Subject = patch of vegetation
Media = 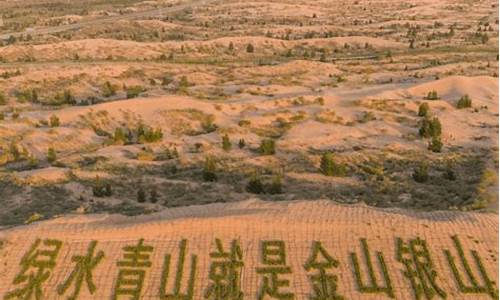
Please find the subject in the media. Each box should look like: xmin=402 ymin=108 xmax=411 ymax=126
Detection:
xmin=320 ymin=152 xmax=347 ymax=177
xmin=457 ymin=94 xmax=472 ymax=109
xmin=259 ymin=139 xmax=276 ymax=155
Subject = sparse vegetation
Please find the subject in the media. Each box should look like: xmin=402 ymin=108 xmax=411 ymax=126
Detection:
xmin=412 ymin=162 xmax=429 ymax=183
xmin=320 ymin=153 xmax=347 ymax=177
xmin=203 ymin=156 xmax=217 ymax=182
xmin=424 ymin=90 xmax=439 ymax=100
xmin=259 ymin=139 xmax=276 ymax=155
xmin=457 ymin=94 xmax=472 ymax=109
xmin=418 ymin=103 xmax=430 ymax=117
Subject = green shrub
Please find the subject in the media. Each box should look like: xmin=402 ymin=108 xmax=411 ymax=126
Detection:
xmin=238 ymin=138 xmax=246 ymax=149
xmin=419 ymin=117 xmax=441 ymax=138
xmin=0 ymin=92 xmax=6 ymax=105
xmin=238 ymin=119 xmax=251 ymax=127
xmin=358 ymin=111 xmax=376 ymax=123
xmin=178 ymin=76 xmax=191 ymax=93
xmin=102 ymin=81 xmax=117 ymax=97
xmin=49 ymin=115 xmax=60 ymax=127
xmin=428 ymin=136 xmax=443 ymax=152
xmin=137 ymin=187 xmax=146 ymax=203
xmin=443 ymin=162 xmax=456 ymax=181
xmin=222 ymin=134 xmax=231 ymax=151
xmin=246 ymin=173 xmax=264 ymax=194
xmin=150 ymin=188 xmax=158 ymax=203
xmin=246 ymin=43 xmax=254 ymax=53
xmin=418 ymin=103 xmax=430 ymax=117
xmin=16 ymin=89 xmax=38 ymax=103
xmin=113 ymin=128 xmax=127 ymax=145
xmin=93 ymin=178 xmax=113 ymax=197
xmin=412 ymin=162 xmax=429 ymax=183
xmin=47 ymin=147 xmax=57 ymax=163
xmin=201 ymin=116 xmax=218 ymax=133
xmin=55 ymin=90 xmax=76 ymax=105
xmin=259 ymin=139 xmax=276 ymax=155
xmin=457 ymin=94 xmax=472 ymax=109
xmin=268 ymin=174 xmax=283 ymax=194
xmin=320 ymin=152 xmax=347 ymax=177
xmin=137 ymin=124 xmax=163 ymax=143
xmin=425 ymin=90 xmax=439 ymax=100
xmin=203 ymin=156 xmax=217 ymax=182
xmin=126 ymin=86 xmax=145 ymax=99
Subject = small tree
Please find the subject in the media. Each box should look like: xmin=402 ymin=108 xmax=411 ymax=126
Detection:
xmin=47 ymin=147 xmax=57 ymax=163
xmin=425 ymin=90 xmax=439 ymax=100
xmin=457 ymin=94 xmax=472 ymax=109
xmin=92 ymin=176 xmax=106 ymax=197
xmin=0 ymin=92 xmax=6 ymax=105
xmin=418 ymin=103 xmax=430 ymax=117
xmin=259 ymin=139 xmax=276 ymax=155
xmin=203 ymin=156 xmax=217 ymax=182
xmin=320 ymin=152 xmax=346 ymax=177
xmin=238 ymin=138 xmax=246 ymax=149
xmin=246 ymin=43 xmax=254 ymax=53
xmin=49 ymin=115 xmax=60 ymax=127
xmin=150 ymin=188 xmax=158 ymax=203
xmin=419 ymin=117 xmax=441 ymax=138
xmin=443 ymin=161 xmax=456 ymax=181
xmin=113 ymin=128 xmax=127 ymax=145
xmin=246 ymin=173 xmax=264 ymax=194
xmin=228 ymin=42 xmax=234 ymax=51
xmin=137 ymin=187 xmax=146 ymax=203
xmin=320 ymin=152 xmax=335 ymax=176
xmin=126 ymin=85 xmax=145 ymax=99
xmin=412 ymin=162 xmax=429 ymax=183
xmin=104 ymin=183 xmax=113 ymax=197
xmin=179 ymin=76 xmax=190 ymax=89
xmin=102 ymin=81 xmax=117 ymax=97
xmin=222 ymin=134 xmax=231 ymax=151
xmin=428 ymin=136 xmax=443 ymax=153
xmin=268 ymin=173 xmax=283 ymax=194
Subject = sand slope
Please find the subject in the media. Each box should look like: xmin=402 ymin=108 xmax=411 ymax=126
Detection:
xmin=0 ymin=200 xmax=497 ymax=299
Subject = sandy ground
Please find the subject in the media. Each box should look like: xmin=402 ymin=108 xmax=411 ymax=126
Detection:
xmin=0 ymin=199 xmax=498 ymax=299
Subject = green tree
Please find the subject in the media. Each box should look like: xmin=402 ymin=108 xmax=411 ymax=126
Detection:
xmin=246 ymin=173 xmax=264 ymax=194
xmin=259 ymin=139 xmax=276 ymax=155
xmin=268 ymin=173 xmax=283 ymax=194
xmin=457 ymin=94 xmax=472 ymax=109
xmin=238 ymin=138 xmax=246 ymax=149
xmin=203 ymin=156 xmax=217 ymax=182
xmin=150 ymin=188 xmax=158 ymax=203
xmin=137 ymin=187 xmax=146 ymax=203
xmin=0 ymin=92 xmax=6 ymax=105
xmin=113 ymin=128 xmax=127 ymax=145
xmin=222 ymin=134 xmax=232 ymax=151
xmin=320 ymin=152 xmax=346 ymax=177
xmin=179 ymin=76 xmax=190 ymax=89
xmin=47 ymin=147 xmax=57 ymax=163
xmin=413 ymin=162 xmax=429 ymax=183
xmin=428 ymin=136 xmax=443 ymax=153
xmin=418 ymin=103 xmax=430 ymax=117
xmin=49 ymin=115 xmax=60 ymax=127
xmin=443 ymin=161 xmax=456 ymax=181
xmin=425 ymin=90 xmax=439 ymax=100
xmin=419 ymin=117 xmax=441 ymax=138
xmin=102 ymin=81 xmax=117 ymax=97
xmin=104 ymin=183 xmax=113 ymax=197
xmin=126 ymin=86 xmax=145 ymax=99
xmin=246 ymin=43 xmax=254 ymax=53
